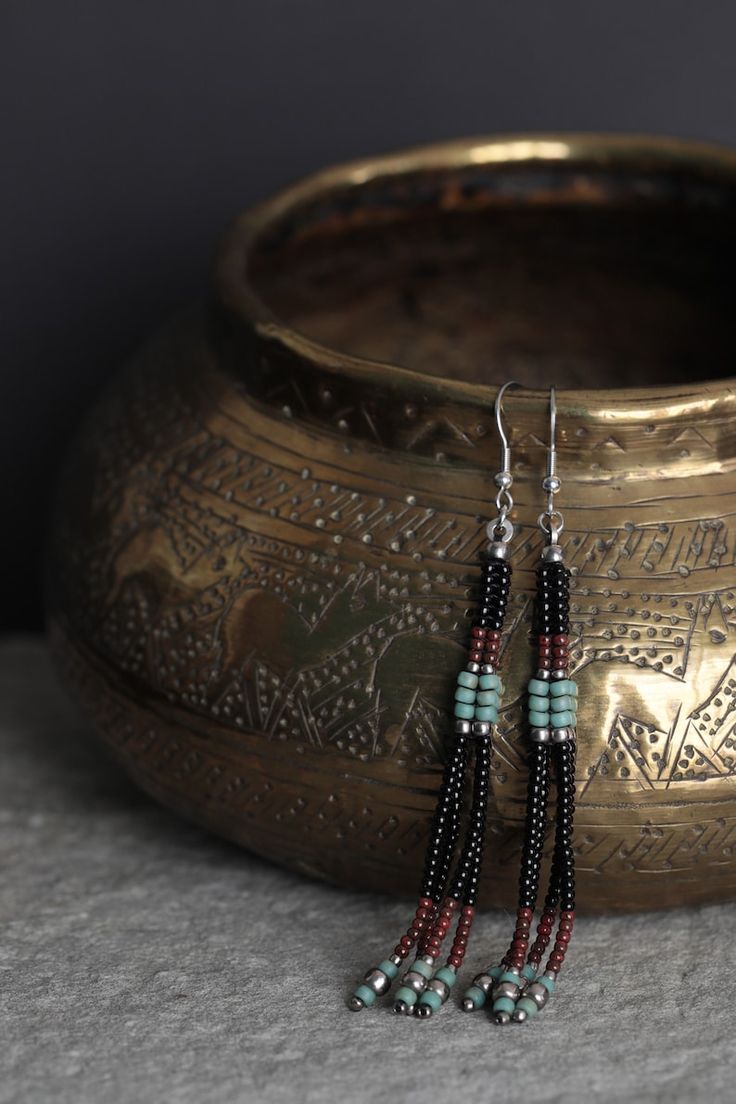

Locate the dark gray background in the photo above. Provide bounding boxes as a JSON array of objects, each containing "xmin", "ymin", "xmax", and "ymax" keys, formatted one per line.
[{"xmin": 4, "ymin": 0, "xmax": 736, "ymax": 629}]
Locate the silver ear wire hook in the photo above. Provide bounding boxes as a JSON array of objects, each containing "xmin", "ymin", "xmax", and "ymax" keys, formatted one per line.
[
  {"xmin": 538, "ymin": 386, "xmax": 565, "ymax": 554},
  {"xmin": 495, "ymin": 379, "xmax": 515, "ymax": 476},
  {"xmin": 487, "ymin": 381, "xmax": 519, "ymax": 556}
]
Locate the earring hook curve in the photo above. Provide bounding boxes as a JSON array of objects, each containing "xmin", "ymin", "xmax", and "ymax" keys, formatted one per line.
[
  {"xmin": 538, "ymin": 385, "xmax": 564, "ymax": 548},
  {"xmin": 487, "ymin": 381, "xmax": 520, "ymax": 551}
]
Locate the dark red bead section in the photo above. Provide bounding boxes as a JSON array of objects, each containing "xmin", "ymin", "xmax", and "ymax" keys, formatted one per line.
[
  {"xmin": 423, "ymin": 895, "xmax": 459, "ymax": 960},
  {"xmin": 528, "ymin": 904, "xmax": 557, "ymax": 966},
  {"xmin": 504, "ymin": 906, "xmax": 533, "ymax": 971},
  {"xmin": 538, "ymin": 632, "xmax": 572, "ymax": 672},
  {"xmin": 552, "ymin": 632, "xmax": 569, "ymax": 672},
  {"xmin": 468, "ymin": 627, "xmax": 501, "ymax": 667},
  {"xmin": 446, "ymin": 905, "xmax": 474, "ymax": 969},
  {"xmin": 544, "ymin": 910, "xmax": 574, "ymax": 975},
  {"xmin": 393, "ymin": 896, "xmax": 437, "ymax": 960}
]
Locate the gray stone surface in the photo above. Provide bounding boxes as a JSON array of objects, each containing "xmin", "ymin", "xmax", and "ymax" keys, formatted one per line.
[{"xmin": 1, "ymin": 637, "xmax": 734, "ymax": 1104}]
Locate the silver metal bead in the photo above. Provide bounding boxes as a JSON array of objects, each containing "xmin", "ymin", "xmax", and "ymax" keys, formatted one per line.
[
  {"xmin": 494, "ymin": 471, "xmax": 513, "ymax": 490},
  {"xmin": 389, "ymin": 953, "xmax": 402, "ymax": 967},
  {"xmin": 527, "ymin": 982, "xmax": 550, "ymax": 1009},
  {"xmin": 427, "ymin": 978, "xmax": 450, "ymax": 1002},
  {"xmin": 542, "ymin": 544, "xmax": 564, "ymax": 563},
  {"xmin": 488, "ymin": 540, "xmax": 509, "ymax": 560},
  {"xmin": 542, "ymin": 475, "xmax": 561, "ymax": 493},
  {"xmin": 393, "ymin": 1000, "xmax": 410, "ymax": 1015},
  {"xmin": 466, "ymin": 661, "xmax": 481, "ymax": 674},
  {"xmin": 544, "ymin": 969, "xmax": 558, "ymax": 980},
  {"xmin": 349, "ymin": 996, "xmax": 365, "ymax": 1012},
  {"xmin": 551, "ymin": 725, "xmax": 573, "ymax": 744},
  {"xmin": 550, "ymin": 668, "xmax": 567, "ymax": 680},
  {"xmin": 494, "ymin": 981, "xmax": 520, "ymax": 1001},
  {"xmin": 472, "ymin": 720, "xmax": 491, "ymax": 736},
  {"xmin": 402, "ymin": 971, "xmax": 427, "ymax": 994},
  {"xmin": 512, "ymin": 1008, "xmax": 528, "ymax": 1023},
  {"xmin": 495, "ymin": 1011, "xmax": 511, "ymax": 1025},
  {"xmin": 530, "ymin": 727, "xmax": 552, "ymax": 745},
  {"xmin": 415, "ymin": 1004, "xmax": 433, "ymax": 1018},
  {"xmin": 454, "ymin": 719, "xmax": 472, "ymax": 735},
  {"xmin": 363, "ymin": 968, "xmax": 390, "ymax": 995},
  {"xmin": 535, "ymin": 668, "xmax": 551, "ymax": 680},
  {"xmin": 480, "ymin": 663, "xmax": 496, "ymax": 675},
  {"xmin": 461, "ymin": 997, "xmax": 475, "ymax": 1013},
  {"xmin": 473, "ymin": 973, "xmax": 495, "ymax": 994},
  {"xmin": 421, "ymin": 955, "xmax": 435, "ymax": 966}
]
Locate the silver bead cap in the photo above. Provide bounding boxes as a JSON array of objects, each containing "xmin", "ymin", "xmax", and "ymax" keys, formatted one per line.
[
  {"xmin": 487, "ymin": 538, "xmax": 510, "ymax": 560},
  {"xmin": 542, "ymin": 544, "xmax": 564, "ymax": 563}
]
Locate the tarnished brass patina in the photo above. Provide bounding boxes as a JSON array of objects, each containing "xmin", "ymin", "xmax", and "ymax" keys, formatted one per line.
[{"xmin": 48, "ymin": 135, "xmax": 736, "ymax": 910}]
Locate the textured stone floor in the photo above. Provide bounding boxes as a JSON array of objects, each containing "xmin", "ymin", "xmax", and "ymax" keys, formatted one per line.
[{"xmin": 1, "ymin": 636, "xmax": 733, "ymax": 1104}]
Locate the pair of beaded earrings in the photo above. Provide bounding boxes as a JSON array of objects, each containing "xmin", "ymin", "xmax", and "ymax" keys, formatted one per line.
[{"xmin": 349, "ymin": 383, "xmax": 577, "ymax": 1025}]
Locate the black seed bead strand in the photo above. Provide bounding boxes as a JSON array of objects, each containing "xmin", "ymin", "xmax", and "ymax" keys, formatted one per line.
[
  {"xmin": 504, "ymin": 742, "xmax": 551, "ymax": 971},
  {"xmin": 556, "ymin": 740, "xmax": 576, "ymax": 914},
  {"xmin": 432, "ymin": 736, "xmax": 469, "ymax": 902},
  {"xmin": 517, "ymin": 744, "xmax": 552, "ymax": 911},
  {"xmin": 419, "ymin": 732, "xmax": 469, "ymax": 902},
  {"xmin": 463, "ymin": 733, "xmax": 492, "ymax": 910},
  {"xmin": 544, "ymin": 739, "xmax": 576, "ymax": 976},
  {"xmin": 534, "ymin": 560, "xmax": 571, "ymax": 639},
  {"xmin": 447, "ymin": 733, "xmax": 491, "ymax": 905},
  {"xmin": 443, "ymin": 732, "xmax": 491, "ymax": 970},
  {"xmin": 474, "ymin": 558, "xmax": 512, "ymax": 633}
]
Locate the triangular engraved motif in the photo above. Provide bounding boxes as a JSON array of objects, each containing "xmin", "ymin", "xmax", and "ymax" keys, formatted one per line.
[
  {"xmin": 662, "ymin": 718, "xmax": 734, "ymax": 784},
  {"xmin": 514, "ymin": 432, "xmax": 547, "ymax": 449},
  {"xmin": 594, "ymin": 435, "xmax": 625, "ymax": 451},
  {"xmin": 670, "ymin": 426, "xmax": 712, "ymax": 446},
  {"xmin": 581, "ymin": 714, "xmax": 668, "ymax": 795}
]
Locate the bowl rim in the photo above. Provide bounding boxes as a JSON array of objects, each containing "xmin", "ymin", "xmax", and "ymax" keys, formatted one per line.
[{"xmin": 214, "ymin": 132, "xmax": 736, "ymax": 419}]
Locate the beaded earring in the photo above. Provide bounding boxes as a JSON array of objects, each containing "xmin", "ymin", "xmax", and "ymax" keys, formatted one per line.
[
  {"xmin": 462, "ymin": 387, "xmax": 577, "ymax": 1024},
  {"xmin": 348, "ymin": 382, "xmax": 520, "ymax": 1017}
]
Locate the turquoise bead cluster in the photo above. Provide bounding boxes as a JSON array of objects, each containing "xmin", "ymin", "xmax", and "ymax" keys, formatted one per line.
[
  {"xmin": 462, "ymin": 964, "xmax": 504, "ymax": 1010},
  {"xmin": 351, "ymin": 958, "xmax": 400, "ymax": 1008},
  {"xmin": 393, "ymin": 957, "xmax": 434, "ymax": 1011},
  {"xmin": 463, "ymin": 962, "xmax": 556, "ymax": 1020},
  {"xmin": 527, "ymin": 677, "xmax": 578, "ymax": 730},
  {"xmin": 454, "ymin": 670, "xmax": 504, "ymax": 725},
  {"xmin": 417, "ymin": 966, "xmax": 457, "ymax": 1013},
  {"xmin": 514, "ymin": 974, "xmax": 556, "ymax": 1020}
]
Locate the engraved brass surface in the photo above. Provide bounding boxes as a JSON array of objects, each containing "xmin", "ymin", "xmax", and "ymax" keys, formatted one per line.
[{"xmin": 48, "ymin": 135, "xmax": 736, "ymax": 910}]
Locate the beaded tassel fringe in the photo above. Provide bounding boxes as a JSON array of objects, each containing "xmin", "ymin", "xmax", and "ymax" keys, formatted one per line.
[
  {"xmin": 348, "ymin": 553, "xmax": 512, "ymax": 1015},
  {"xmin": 462, "ymin": 549, "xmax": 577, "ymax": 1024}
]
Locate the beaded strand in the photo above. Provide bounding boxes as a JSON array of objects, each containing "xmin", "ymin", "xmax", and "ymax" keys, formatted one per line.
[
  {"xmin": 462, "ymin": 550, "xmax": 579, "ymax": 1024},
  {"xmin": 412, "ymin": 731, "xmax": 491, "ymax": 1018},
  {"xmin": 512, "ymin": 555, "xmax": 577, "ymax": 1023},
  {"xmin": 348, "ymin": 734, "xmax": 468, "ymax": 1012},
  {"xmin": 349, "ymin": 552, "xmax": 511, "ymax": 1014}
]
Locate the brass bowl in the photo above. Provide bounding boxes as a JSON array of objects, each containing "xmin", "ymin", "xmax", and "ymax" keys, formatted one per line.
[{"xmin": 48, "ymin": 134, "xmax": 736, "ymax": 911}]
